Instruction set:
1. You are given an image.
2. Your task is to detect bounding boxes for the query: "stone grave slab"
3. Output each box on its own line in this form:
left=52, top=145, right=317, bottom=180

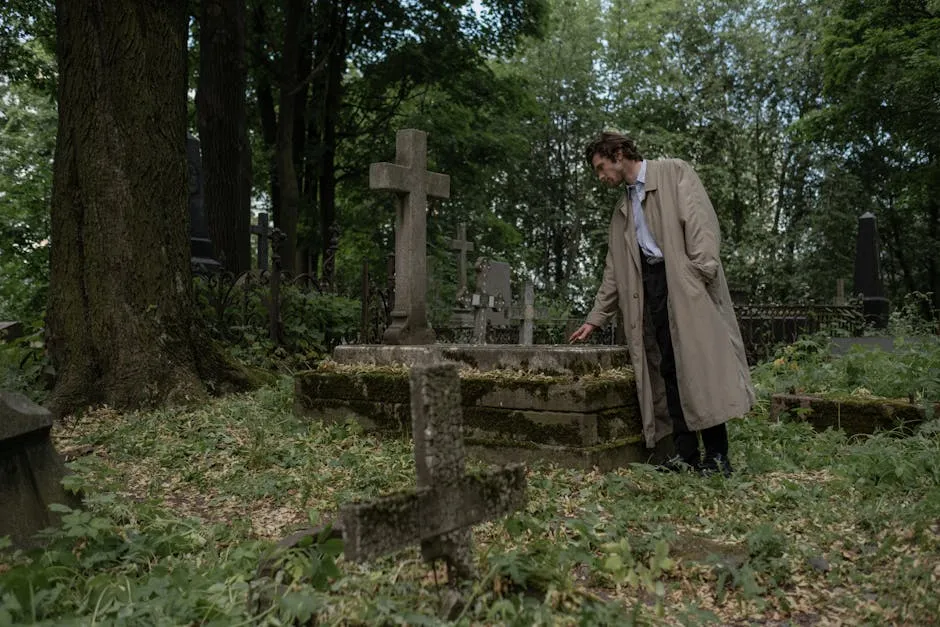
left=829, top=336, right=937, bottom=357
left=770, top=393, right=938, bottom=435
left=1, top=391, right=82, bottom=547
left=295, top=345, right=663, bottom=470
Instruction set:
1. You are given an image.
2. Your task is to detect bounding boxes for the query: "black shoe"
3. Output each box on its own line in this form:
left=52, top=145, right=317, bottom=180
left=699, top=454, right=734, bottom=478
left=656, top=455, right=699, bottom=473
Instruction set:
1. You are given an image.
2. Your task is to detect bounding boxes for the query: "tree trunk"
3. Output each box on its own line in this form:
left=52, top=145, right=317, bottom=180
left=47, top=0, right=248, bottom=417
left=197, top=0, right=252, bottom=274
left=318, top=1, right=346, bottom=286
left=274, top=0, right=304, bottom=274
left=251, top=5, right=280, bottom=234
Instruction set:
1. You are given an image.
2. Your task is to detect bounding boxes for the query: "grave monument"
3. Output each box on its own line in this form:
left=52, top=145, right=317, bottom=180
left=295, top=129, right=654, bottom=469
left=1, top=391, right=82, bottom=547
left=854, top=212, right=889, bottom=328
left=187, top=134, right=222, bottom=274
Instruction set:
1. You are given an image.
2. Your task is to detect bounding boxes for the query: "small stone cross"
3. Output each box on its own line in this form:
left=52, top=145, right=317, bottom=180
left=370, top=129, right=450, bottom=345
left=340, top=363, right=527, bottom=581
left=449, top=223, right=474, bottom=299
left=461, top=258, right=505, bottom=345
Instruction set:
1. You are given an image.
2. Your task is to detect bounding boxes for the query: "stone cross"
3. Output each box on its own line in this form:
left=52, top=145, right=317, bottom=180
left=464, top=258, right=506, bottom=345
left=449, top=223, right=474, bottom=299
left=340, top=363, right=527, bottom=580
left=1, top=391, right=82, bottom=548
left=370, top=129, right=450, bottom=345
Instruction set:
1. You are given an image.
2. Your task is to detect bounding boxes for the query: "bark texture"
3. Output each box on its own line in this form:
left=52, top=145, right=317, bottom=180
left=197, top=0, right=252, bottom=274
left=47, top=0, right=245, bottom=416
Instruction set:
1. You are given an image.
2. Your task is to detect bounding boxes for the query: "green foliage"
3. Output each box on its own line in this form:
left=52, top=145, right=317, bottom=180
left=0, top=322, right=51, bottom=401
left=193, top=276, right=360, bottom=372
left=752, top=333, right=940, bottom=410
left=0, top=76, right=55, bottom=322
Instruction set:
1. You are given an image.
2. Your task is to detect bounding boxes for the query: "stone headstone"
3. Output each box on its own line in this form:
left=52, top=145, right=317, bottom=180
left=830, top=336, right=896, bottom=356
left=853, top=212, right=889, bottom=328
left=483, top=261, right=511, bottom=328
left=339, top=363, right=526, bottom=580
left=0, top=391, right=82, bottom=547
left=467, top=258, right=505, bottom=344
left=370, top=129, right=450, bottom=345
left=0, top=321, right=23, bottom=342
left=187, top=134, right=222, bottom=273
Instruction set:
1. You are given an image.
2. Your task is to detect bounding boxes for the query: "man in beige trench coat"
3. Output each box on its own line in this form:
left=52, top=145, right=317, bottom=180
left=569, top=132, right=755, bottom=475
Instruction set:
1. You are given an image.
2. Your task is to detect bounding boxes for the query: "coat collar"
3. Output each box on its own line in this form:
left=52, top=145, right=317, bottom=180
left=643, top=159, right=660, bottom=192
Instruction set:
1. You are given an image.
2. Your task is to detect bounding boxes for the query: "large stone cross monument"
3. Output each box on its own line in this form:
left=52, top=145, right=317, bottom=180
left=370, top=129, right=450, bottom=345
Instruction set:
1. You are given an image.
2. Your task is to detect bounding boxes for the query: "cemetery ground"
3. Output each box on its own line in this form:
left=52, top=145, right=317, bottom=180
left=1, top=341, right=939, bottom=625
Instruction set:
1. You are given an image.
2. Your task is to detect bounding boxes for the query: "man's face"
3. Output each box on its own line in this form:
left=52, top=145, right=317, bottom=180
left=591, top=152, right=626, bottom=187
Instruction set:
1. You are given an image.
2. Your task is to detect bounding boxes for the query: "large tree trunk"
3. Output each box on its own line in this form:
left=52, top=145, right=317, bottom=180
left=318, top=0, right=346, bottom=286
left=274, top=0, right=304, bottom=274
left=251, top=5, right=280, bottom=235
left=197, top=0, right=252, bottom=274
left=47, top=0, right=246, bottom=417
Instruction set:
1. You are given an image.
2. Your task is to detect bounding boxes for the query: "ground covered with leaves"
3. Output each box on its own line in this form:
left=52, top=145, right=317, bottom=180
left=2, top=354, right=940, bottom=625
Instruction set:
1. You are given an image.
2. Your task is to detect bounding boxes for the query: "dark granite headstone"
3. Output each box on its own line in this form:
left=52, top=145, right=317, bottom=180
left=0, top=391, right=82, bottom=547
left=187, top=134, right=222, bottom=273
left=0, top=321, right=23, bottom=342
left=853, top=212, right=889, bottom=328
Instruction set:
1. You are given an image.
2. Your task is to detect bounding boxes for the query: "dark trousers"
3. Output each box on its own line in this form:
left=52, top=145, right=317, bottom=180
left=641, top=253, right=728, bottom=464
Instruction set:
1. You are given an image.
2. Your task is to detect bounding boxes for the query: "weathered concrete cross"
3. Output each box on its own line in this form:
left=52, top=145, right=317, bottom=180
left=370, top=129, right=450, bottom=345
left=340, top=363, right=527, bottom=580
left=449, top=222, right=474, bottom=299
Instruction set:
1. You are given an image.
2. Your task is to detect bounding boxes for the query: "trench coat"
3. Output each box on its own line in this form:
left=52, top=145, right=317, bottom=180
left=586, top=159, right=755, bottom=448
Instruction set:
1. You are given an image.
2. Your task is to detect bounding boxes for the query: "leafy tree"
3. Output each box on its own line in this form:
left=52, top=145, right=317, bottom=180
left=810, top=0, right=940, bottom=309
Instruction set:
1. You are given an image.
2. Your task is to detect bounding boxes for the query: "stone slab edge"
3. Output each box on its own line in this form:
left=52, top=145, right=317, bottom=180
left=296, top=368, right=637, bottom=413
left=0, top=391, right=53, bottom=441
left=332, top=344, right=631, bottom=375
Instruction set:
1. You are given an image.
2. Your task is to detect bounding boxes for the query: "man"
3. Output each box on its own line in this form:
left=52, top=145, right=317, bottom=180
left=569, top=131, right=754, bottom=475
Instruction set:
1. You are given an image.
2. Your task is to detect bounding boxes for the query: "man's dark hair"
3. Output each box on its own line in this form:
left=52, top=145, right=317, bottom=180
left=584, top=132, right=643, bottom=165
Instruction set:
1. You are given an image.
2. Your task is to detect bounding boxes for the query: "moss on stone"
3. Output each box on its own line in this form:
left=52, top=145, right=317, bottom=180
left=461, top=406, right=585, bottom=447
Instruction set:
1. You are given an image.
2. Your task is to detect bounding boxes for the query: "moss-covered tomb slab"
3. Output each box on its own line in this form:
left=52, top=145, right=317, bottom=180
left=769, top=393, right=938, bottom=435
left=294, top=360, right=647, bottom=467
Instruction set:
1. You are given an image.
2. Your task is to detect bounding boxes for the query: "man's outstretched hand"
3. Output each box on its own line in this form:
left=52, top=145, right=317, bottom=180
left=568, top=323, right=597, bottom=343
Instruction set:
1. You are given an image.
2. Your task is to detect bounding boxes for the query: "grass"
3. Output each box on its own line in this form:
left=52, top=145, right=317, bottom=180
left=2, top=368, right=940, bottom=625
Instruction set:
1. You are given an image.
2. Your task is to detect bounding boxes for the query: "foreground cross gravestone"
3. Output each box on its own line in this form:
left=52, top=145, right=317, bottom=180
left=266, top=363, right=526, bottom=595
left=0, top=391, right=82, bottom=547
left=341, top=363, right=526, bottom=579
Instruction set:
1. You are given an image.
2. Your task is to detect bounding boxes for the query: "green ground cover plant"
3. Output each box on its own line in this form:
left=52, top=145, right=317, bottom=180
left=2, top=366, right=938, bottom=625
